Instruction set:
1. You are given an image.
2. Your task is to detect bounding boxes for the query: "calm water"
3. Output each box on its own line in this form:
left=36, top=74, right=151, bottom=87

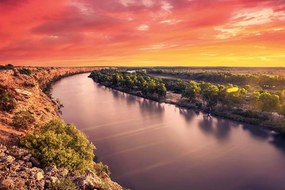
left=52, top=73, right=285, bottom=190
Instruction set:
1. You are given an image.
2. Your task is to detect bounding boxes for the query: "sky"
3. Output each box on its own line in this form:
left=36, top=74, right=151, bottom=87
left=0, top=0, right=285, bottom=67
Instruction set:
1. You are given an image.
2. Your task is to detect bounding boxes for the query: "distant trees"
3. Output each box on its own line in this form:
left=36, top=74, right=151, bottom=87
left=179, top=80, right=248, bottom=109
left=258, top=92, right=280, bottom=112
left=163, top=79, right=185, bottom=93
left=248, top=90, right=283, bottom=113
left=89, top=70, right=167, bottom=101
left=277, top=90, right=285, bottom=103
left=182, top=81, right=201, bottom=102
left=91, top=69, right=285, bottom=118
left=279, top=104, right=285, bottom=117
left=170, top=79, right=248, bottom=109
left=148, top=69, right=285, bottom=90
left=220, top=86, right=247, bottom=107
left=200, top=82, right=219, bottom=108
left=159, top=71, right=285, bottom=116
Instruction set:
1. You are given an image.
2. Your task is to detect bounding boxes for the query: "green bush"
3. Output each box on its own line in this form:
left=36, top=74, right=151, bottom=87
left=21, top=119, right=95, bottom=172
left=0, top=88, right=16, bottom=112
left=49, top=177, right=77, bottom=190
left=12, top=111, right=35, bottom=129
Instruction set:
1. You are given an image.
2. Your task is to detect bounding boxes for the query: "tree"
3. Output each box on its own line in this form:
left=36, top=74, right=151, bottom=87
left=279, top=90, right=285, bottom=104
left=182, top=81, right=201, bottom=102
left=201, top=83, right=219, bottom=107
left=250, top=91, right=261, bottom=110
left=173, top=79, right=186, bottom=93
left=244, top=85, right=251, bottom=92
left=111, top=73, right=119, bottom=85
left=156, top=83, right=167, bottom=98
left=279, top=103, right=285, bottom=117
left=223, top=87, right=247, bottom=107
left=258, top=91, right=280, bottom=112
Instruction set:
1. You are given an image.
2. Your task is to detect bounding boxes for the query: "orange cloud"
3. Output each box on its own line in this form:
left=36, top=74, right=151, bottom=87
left=0, top=0, right=284, bottom=66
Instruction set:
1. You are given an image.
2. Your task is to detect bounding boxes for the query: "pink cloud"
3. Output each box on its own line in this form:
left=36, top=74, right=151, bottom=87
left=0, top=0, right=284, bottom=65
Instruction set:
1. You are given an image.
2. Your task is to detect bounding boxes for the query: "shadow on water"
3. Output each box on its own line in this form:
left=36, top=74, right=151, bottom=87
left=137, top=98, right=165, bottom=116
left=242, top=124, right=270, bottom=140
left=178, top=109, right=197, bottom=123
left=198, top=116, right=215, bottom=134
left=111, top=90, right=136, bottom=106
left=107, top=86, right=165, bottom=118
left=195, top=113, right=271, bottom=142
left=215, top=119, right=231, bottom=140
left=270, top=134, right=285, bottom=155
left=178, top=108, right=232, bottom=141
left=125, top=93, right=137, bottom=106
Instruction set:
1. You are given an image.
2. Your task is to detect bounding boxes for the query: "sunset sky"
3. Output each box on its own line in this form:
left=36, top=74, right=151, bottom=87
left=0, top=0, right=285, bottom=67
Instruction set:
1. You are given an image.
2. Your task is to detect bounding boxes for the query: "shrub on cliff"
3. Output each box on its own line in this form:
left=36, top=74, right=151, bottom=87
left=0, top=64, right=14, bottom=70
left=19, top=68, right=32, bottom=75
left=12, top=110, right=35, bottom=129
left=49, top=177, right=77, bottom=190
left=0, top=88, right=16, bottom=112
left=21, top=119, right=95, bottom=172
left=94, top=162, right=111, bottom=177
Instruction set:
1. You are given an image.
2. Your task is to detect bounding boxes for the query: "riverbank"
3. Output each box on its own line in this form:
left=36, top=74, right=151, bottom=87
left=88, top=69, right=166, bottom=102
left=0, top=66, right=123, bottom=190
left=89, top=69, right=285, bottom=136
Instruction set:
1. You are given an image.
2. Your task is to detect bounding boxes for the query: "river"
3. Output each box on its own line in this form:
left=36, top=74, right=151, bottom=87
left=52, top=73, right=285, bottom=190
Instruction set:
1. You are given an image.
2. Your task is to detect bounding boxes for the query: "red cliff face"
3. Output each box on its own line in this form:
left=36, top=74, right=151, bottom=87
left=0, top=67, right=123, bottom=190
left=0, top=67, right=97, bottom=145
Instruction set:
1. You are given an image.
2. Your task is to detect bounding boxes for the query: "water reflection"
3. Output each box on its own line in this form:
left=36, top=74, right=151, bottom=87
left=199, top=116, right=215, bottom=134
left=242, top=124, right=270, bottom=140
left=270, top=134, right=285, bottom=155
left=137, top=99, right=165, bottom=117
left=108, top=87, right=165, bottom=117
left=215, top=119, right=231, bottom=140
left=178, top=109, right=197, bottom=123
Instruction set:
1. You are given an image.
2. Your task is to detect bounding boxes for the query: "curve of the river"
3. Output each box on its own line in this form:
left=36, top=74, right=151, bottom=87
left=52, top=73, right=285, bottom=190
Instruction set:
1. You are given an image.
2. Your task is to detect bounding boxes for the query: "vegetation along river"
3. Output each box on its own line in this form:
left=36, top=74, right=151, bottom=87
left=52, top=73, right=285, bottom=190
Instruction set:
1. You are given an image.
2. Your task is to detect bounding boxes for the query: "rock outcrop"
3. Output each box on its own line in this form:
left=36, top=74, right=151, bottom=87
left=0, top=67, right=97, bottom=145
left=0, top=67, right=123, bottom=190
left=0, top=144, right=122, bottom=190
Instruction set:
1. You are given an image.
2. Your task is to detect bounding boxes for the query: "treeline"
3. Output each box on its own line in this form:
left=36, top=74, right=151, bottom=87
left=163, top=78, right=285, bottom=115
left=163, top=77, right=285, bottom=132
left=89, top=69, right=167, bottom=101
left=149, top=69, right=285, bottom=90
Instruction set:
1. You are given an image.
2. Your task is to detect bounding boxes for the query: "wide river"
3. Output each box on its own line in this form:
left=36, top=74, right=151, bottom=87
left=52, top=73, right=285, bottom=190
